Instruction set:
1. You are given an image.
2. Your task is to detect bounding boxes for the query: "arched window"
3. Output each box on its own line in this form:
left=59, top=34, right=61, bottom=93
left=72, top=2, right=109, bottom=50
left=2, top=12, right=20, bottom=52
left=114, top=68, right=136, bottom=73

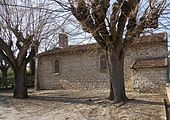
left=100, top=54, right=107, bottom=72
left=54, top=59, right=60, bottom=73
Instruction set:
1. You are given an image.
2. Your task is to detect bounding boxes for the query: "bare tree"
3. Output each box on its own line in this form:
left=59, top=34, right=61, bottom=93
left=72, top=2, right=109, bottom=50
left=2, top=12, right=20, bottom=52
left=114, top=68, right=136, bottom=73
left=0, top=0, right=52, bottom=98
left=58, top=0, right=170, bottom=103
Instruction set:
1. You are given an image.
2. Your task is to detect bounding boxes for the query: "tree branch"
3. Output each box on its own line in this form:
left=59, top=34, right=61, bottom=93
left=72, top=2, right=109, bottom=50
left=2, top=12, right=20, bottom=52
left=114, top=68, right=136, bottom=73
left=116, top=1, right=131, bottom=42
left=16, top=35, right=33, bottom=66
left=0, top=37, right=16, bottom=66
left=25, top=46, right=35, bottom=64
left=124, top=0, right=167, bottom=48
left=69, top=0, right=111, bottom=49
left=110, top=2, right=120, bottom=41
left=0, top=50, right=15, bottom=68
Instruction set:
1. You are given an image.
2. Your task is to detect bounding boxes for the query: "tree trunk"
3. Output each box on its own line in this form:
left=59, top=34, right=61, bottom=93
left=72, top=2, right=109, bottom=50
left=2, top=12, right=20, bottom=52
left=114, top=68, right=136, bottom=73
left=107, top=48, right=128, bottom=103
left=1, top=68, right=8, bottom=88
left=13, top=64, right=28, bottom=99
left=106, top=52, right=115, bottom=100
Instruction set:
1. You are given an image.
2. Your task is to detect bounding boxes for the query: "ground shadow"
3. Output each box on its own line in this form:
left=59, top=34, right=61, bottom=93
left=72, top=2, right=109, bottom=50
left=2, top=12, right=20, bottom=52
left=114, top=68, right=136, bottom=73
left=0, top=89, right=165, bottom=107
left=28, top=95, right=104, bottom=105
left=0, top=88, right=13, bottom=93
left=26, top=95, right=165, bottom=107
left=129, top=99, right=164, bottom=106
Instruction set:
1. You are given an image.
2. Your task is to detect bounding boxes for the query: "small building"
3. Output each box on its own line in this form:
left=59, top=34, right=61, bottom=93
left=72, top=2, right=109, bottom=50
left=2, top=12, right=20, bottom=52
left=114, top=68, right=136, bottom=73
left=37, top=32, right=168, bottom=94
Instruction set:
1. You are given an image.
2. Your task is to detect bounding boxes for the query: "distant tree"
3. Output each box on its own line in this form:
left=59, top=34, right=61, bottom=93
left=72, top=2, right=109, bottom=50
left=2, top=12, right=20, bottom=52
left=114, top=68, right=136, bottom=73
left=63, top=0, right=169, bottom=103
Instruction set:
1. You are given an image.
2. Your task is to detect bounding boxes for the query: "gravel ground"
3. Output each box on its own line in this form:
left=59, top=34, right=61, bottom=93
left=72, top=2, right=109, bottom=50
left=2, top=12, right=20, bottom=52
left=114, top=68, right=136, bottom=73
left=0, top=89, right=167, bottom=120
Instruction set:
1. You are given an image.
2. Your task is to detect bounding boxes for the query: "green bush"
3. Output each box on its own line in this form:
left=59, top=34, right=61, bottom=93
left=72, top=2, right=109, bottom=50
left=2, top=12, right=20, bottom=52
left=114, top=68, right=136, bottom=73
left=0, top=69, right=34, bottom=88
left=27, top=75, right=34, bottom=87
left=7, top=68, right=14, bottom=76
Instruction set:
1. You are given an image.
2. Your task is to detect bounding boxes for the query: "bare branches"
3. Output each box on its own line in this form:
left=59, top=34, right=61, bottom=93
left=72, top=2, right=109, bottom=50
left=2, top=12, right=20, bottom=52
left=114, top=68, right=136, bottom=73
left=0, top=0, right=54, bottom=68
left=0, top=0, right=168, bottom=56
left=0, top=37, right=16, bottom=66
left=116, top=1, right=131, bottom=43
left=126, top=0, right=140, bottom=32
left=25, top=46, right=35, bottom=64
left=123, top=0, right=168, bottom=49
left=0, top=50, right=14, bottom=68
left=65, top=0, right=169, bottom=57
left=110, top=2, right=120, bottom=39
left=68, top=0, right=112, bottom=48
left=70, top=0, right=94, bottom=32
left=0, top=2, right=68, bottom=13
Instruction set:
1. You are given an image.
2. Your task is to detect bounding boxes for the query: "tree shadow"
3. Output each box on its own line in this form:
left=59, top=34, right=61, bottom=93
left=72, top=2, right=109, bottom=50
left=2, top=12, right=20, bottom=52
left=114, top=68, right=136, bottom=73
left=0, top=88, right=13, bottom=93
left=28, top=95, right=104, bottom=105
left=25, top=95, right=165, bottom=108
left=130, top=99, right=164, bottom=106
left=0, top=89, right=165, bottom=108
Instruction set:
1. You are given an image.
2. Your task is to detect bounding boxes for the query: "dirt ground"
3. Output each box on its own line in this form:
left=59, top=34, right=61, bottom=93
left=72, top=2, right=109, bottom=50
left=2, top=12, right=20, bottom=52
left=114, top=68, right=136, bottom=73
left=0, top=89, right=167, bottom=120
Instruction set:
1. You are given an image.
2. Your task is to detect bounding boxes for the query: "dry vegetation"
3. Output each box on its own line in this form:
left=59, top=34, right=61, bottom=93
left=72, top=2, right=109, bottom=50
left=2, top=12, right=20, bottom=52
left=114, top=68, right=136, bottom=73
left=0, top=89, right=167, bottom=120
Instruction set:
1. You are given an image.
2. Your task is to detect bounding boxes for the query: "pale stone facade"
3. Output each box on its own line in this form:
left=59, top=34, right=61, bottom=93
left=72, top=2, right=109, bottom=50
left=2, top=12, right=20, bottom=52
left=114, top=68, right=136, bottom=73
left=37, top=33, right=168, bottom=94
left=37, top=49, right=109, bottom=90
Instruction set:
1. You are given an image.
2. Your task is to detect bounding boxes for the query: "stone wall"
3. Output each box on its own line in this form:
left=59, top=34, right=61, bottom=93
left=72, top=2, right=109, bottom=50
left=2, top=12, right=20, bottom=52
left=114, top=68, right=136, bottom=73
left=124, top=42, right=167, bottom=93
left=37, top=51, right=110, bottom=90
left=37, top=35, right=168, bottom=93
left=132, top=68, right=167, bottom=93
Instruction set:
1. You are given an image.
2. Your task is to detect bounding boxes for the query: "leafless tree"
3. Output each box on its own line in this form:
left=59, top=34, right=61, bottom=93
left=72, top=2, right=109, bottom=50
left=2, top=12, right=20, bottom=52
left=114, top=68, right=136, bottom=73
left=0, top=0, right=53, bottom=98
left=52, top=0, right=169, bottom=103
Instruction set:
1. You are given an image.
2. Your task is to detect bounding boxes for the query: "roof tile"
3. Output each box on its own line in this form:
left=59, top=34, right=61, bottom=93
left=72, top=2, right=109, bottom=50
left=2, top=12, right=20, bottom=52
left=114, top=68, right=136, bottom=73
left=131, top=58, right=167, bottom=69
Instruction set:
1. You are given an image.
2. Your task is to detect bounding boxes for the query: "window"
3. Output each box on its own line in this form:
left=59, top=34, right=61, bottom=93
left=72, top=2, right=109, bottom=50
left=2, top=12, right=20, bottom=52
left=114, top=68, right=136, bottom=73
left=100, top=54, right=107, bottom=72
left=54, top=59, right=60, bottom=73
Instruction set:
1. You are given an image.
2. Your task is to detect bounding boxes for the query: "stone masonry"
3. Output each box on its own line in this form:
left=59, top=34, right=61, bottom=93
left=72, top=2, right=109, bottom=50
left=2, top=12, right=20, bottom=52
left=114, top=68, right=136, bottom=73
left=37, top=32, right=168, bottom=94
left=37, top=49, right=109, bottom=90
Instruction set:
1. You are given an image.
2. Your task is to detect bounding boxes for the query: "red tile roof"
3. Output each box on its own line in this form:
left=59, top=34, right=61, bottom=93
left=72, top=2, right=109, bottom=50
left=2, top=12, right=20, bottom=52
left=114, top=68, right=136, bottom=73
left=131, top=58, right=167, bottom=69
